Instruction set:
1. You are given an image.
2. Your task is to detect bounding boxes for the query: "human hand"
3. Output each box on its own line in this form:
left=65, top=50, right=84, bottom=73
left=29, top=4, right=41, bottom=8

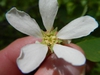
left=0, top=36, right=40, bottom=75
left=35, top=43, right=85, bottom=75
left=0, top=36, right=86, bottom=75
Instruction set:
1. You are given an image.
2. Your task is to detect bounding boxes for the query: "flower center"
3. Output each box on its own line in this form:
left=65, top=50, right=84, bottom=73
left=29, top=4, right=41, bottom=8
left=41, top=28, right=62, bottom=53
left=42, top=32, right=57, bottom=46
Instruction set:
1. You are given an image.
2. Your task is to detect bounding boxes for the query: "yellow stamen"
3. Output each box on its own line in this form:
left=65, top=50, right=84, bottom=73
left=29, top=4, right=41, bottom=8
left=41, top=28, right=62, bottom=53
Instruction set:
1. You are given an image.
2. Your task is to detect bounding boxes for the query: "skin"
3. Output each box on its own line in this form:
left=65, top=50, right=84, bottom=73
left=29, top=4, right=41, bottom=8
left=0, top=36, right=86, bottom=75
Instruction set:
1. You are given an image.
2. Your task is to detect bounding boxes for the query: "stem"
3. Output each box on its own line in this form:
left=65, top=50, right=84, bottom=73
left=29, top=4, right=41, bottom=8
left=81, top=5, right=88, bottom=16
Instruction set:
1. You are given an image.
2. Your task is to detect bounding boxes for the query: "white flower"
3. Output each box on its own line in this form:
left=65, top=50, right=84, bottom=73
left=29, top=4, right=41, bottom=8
left=6, top=0, right=98, bottom=73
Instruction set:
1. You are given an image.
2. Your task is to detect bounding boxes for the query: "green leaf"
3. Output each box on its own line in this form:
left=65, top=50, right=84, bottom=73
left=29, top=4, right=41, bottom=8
left=77, top=38, right=100, bottom=62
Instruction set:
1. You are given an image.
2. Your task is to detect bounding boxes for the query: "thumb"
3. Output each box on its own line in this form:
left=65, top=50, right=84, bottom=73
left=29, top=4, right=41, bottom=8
left=0, top=36, right=39, bottom=75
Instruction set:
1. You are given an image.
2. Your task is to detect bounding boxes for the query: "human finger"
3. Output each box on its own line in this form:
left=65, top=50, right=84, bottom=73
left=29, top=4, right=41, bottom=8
left=35, top=43, right=85, bottom=75
left=0, top=36, right=40, bottom=75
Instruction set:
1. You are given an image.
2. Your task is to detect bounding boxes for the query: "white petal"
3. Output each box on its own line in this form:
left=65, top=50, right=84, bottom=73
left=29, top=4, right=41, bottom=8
left=53, top=44, right=86, bottom=66
left=17, top=43, right=48, bottom=73
left=6, top=7, right=42, bottom=38
left=57, top=16, right=98, bottom=39
left=39, top=0, right=58, bottom=31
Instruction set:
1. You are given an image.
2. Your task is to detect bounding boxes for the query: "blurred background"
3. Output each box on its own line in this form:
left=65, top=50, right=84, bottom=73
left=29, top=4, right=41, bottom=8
left=0, top=0, right=100, bottom=75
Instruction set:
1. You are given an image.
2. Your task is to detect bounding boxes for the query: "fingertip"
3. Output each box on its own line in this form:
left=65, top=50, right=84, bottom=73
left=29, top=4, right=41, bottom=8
left=0, top=49, right=23, bottom=75
left=2, top=36, right=40, bottom=63
left=0, top=36, right=41, bottom=75
left=66, top=43, right=85, bottom=54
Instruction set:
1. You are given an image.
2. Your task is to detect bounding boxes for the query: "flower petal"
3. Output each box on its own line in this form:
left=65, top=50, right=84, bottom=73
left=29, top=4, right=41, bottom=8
left=39, top=0, right=58, bottom=31
left=53, top=44, right=86, bottom=66
left=57, top=16, right=98, bottom=39
left=6, top=7, right=42, bottom=38
left=17, top=43, right=48, bottom=73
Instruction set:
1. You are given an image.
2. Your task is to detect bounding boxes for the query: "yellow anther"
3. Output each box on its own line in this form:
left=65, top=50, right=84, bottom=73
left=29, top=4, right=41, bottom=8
left=41, top=28, right=62, bottom=53
left=42, top=31, right=57, bottom=47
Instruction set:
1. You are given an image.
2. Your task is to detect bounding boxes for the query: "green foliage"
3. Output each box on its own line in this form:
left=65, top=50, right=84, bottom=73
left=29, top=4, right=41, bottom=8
left=0, top=0, right=100, bottom=74
left=90, top=62, right=100, bottom=75
left=77, top=38, right=100, bottom=62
